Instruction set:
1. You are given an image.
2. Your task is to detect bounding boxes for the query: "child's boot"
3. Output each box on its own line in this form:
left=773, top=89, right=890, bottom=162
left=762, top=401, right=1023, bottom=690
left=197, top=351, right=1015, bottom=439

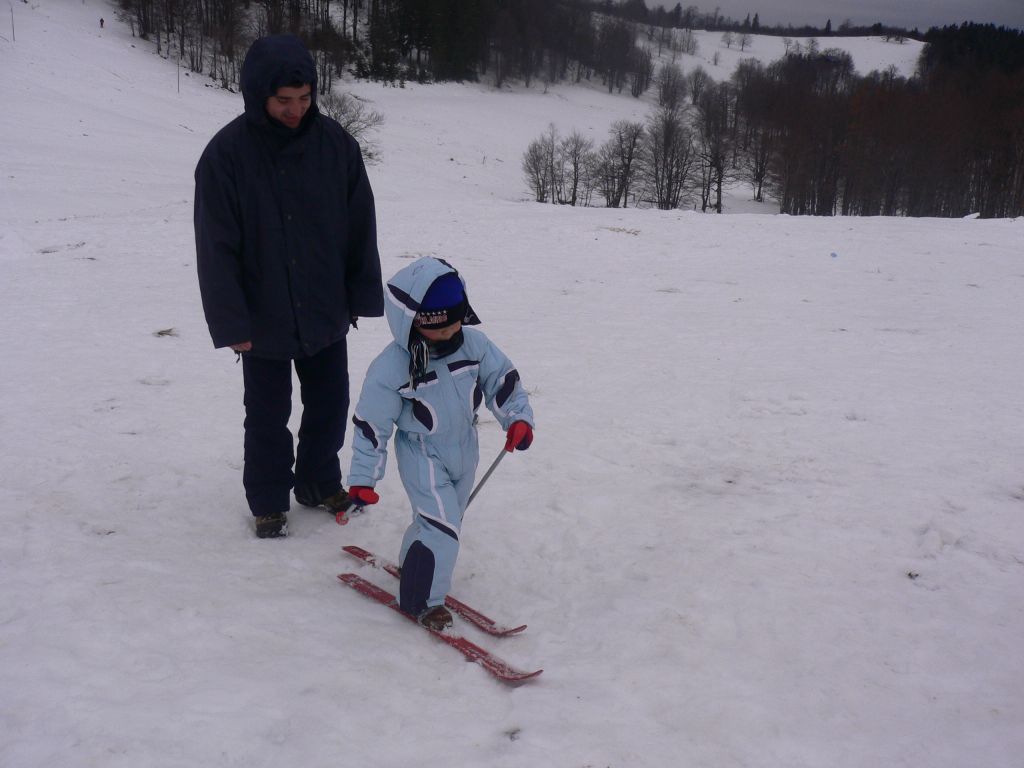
left=295, top=486, right=352, bottom=514
left=418, top=605, right=453, bottom=631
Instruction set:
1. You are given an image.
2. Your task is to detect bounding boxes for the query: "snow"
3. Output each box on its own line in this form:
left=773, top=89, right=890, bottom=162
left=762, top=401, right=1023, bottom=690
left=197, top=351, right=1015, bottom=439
left=2, top=2, right=1022, bottom=767
left=665, top=28, right=925, bottom=82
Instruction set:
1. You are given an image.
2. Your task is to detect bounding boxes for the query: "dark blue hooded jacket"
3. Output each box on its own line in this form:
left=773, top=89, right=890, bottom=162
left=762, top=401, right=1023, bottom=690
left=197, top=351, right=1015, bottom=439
left=194, top=34, right=383, bottom=359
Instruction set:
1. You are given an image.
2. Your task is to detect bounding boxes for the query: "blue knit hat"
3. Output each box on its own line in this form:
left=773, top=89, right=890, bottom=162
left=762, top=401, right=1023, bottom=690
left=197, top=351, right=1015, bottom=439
left=420, top=273, right=464, bottom=310
left=415, top=274, right=467, bottom=329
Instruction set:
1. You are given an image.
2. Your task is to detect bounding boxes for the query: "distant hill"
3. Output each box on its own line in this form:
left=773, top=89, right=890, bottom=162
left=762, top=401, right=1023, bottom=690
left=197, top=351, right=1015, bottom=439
left=637, top=29, right=924, bottom=84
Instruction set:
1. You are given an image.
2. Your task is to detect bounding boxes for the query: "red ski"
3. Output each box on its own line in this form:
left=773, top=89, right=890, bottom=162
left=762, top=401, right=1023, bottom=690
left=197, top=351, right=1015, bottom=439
left=338, top=573, right=542, bottom=685
left=342, top=545, right=527, bottom=637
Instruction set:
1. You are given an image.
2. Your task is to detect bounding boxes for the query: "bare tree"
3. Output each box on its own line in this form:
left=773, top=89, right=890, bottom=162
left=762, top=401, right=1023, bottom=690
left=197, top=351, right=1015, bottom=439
left=731, top=59, right=775, bottom=202
left=696, top=82, right=733, bottom=212
left=523, top=136, right=554, bottom=203
left=559, top=131, right=595, bottom=206
left=598, top=17, right=635, bottom=94
left=676, top=28, right=698, bottom=56
left=597, top=120, right=645, bottom=208
left=630, top=47, right=654, bottom=98
left=686, top=66, right=710, bottom=105
left=319, top=91, right=386, bottom=163
left=644, top=106, right=696, bottom=209
left=259, top=0, right=286, bottom=34
left=656, top=62, right=687, bottom=110
left=543, top=123, right=562, bottom=203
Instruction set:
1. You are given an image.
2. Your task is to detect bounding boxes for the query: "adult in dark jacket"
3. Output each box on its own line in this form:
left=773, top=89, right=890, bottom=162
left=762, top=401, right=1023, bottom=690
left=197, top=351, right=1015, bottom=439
left=195, top=34, right=384, bottom=538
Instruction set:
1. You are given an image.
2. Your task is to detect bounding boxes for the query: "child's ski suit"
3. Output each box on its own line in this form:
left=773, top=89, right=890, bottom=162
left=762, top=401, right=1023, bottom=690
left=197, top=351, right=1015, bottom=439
left=348, top=257, right=534, bottom=614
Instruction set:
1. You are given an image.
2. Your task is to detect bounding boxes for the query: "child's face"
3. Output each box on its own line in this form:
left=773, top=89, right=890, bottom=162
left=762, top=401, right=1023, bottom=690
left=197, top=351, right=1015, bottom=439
left=418, top=321, right=462, bottom=342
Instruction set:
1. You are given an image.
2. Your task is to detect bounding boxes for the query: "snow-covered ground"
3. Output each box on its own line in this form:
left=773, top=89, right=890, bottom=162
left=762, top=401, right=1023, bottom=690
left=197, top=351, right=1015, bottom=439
left=666, top=26, right=924, bottom=82
left=2, top=2, right=1022, bottom=767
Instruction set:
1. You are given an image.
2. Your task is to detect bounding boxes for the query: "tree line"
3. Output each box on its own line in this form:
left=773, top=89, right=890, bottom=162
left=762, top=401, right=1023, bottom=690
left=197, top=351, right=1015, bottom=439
left=607, top=1, right=922, bottom=40
left=115, top=0, right=670, bottom=90
left=118, top=0, right=915, bottom=92
left=114, top=1, right=1022, bottom=217
left=523, top=23, right=1024, bottom=218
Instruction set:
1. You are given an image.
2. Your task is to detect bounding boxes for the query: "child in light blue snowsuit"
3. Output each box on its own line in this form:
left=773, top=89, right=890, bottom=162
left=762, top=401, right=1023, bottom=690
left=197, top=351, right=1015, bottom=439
left=345, top=257, right=534, bottom=629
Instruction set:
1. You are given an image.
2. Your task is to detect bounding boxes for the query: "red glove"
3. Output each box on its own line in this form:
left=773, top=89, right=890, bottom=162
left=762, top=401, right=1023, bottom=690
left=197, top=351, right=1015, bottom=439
left=348, top=486, right=380, bottom=506
left=504, top=421, right=533, bottom=452
left=338, top=486, right=379, bottom=525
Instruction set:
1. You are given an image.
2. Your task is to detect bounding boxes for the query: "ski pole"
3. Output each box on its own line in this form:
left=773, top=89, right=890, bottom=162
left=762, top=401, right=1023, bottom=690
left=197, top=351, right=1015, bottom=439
left=466, top=446, right=508, bottom=510
left=338, top=445, right=509, bottom=525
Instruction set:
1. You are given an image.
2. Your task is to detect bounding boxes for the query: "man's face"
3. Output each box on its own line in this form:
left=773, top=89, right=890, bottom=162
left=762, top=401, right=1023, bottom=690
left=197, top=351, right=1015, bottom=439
left=265, top=84, right=312, bottom=129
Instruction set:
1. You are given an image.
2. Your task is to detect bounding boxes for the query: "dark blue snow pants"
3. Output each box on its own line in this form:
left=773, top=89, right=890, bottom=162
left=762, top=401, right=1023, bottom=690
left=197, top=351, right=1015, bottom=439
left=240, top=339, right=349, bottom=516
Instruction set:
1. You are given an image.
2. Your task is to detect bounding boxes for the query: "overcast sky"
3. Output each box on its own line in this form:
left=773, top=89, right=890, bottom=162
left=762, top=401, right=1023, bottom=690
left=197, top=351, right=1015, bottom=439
left=652, top=0, right=1024, bottom=31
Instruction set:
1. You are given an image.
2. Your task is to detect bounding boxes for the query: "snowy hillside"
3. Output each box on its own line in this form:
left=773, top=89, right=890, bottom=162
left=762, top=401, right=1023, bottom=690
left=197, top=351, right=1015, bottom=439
left=661, top=27, right=924, bottom=82
left=1, top=2, right=1022, bottom=767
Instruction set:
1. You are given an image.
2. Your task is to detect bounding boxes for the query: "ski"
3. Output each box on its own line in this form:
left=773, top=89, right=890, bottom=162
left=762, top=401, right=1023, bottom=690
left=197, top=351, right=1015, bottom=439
left=342, top=545, right=527, bottom=637
left=337, top=573, right=542, bottom=684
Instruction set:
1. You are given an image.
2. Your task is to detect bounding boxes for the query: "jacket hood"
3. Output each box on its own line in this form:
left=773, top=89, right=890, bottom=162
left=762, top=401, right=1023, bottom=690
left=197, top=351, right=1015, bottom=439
left=240, top=34, right=318, bottom=128
left=385, top=257, right=480, bottom=351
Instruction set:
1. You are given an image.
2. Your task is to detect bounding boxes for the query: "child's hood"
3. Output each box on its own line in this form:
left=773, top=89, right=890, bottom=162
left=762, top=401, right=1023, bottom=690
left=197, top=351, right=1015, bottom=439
left=383, top=257, right=479, bottom=350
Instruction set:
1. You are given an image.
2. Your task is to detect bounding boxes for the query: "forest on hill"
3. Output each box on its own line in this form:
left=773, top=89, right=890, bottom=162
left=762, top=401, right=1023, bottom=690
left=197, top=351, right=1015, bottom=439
left=116, top=0, right=1023, bottom=217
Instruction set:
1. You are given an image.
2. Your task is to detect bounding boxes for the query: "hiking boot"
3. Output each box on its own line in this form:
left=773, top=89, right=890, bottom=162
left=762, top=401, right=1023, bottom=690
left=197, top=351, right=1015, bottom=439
left=254, top=511, right=287, bottom=539
left=295, top=488, right=352, bottom=514
left=418, top=605, right=454, bottom=631
left=320, top=489, right=353, bottom=514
